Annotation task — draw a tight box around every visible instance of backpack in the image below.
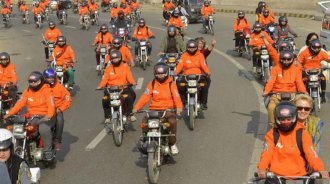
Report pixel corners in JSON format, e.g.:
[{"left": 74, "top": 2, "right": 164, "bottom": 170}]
[{"left": 273, "top": 128, "right": 304, "bottom": 157}]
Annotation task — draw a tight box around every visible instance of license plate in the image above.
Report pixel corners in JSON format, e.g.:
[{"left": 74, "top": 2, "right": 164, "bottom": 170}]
[
  {"left": 168, "top": 57, "right": 176, "bottom": 63},
  {"left": 100, "top": 48, "right": 106, "bottom": 53},
  {"left": 187, "top": 88, "right": 197, "bottom": 93},
  {"left": 140, "top": 41, "right": 146, "bottom": 46},
  {"left": 147, "top": 131, "right": 161, "bottom": 137},
  {"left": 110, "top": 100, "right": 121, "bottom": 106},
  {"left": 310, "top": 75, "right": 318, "bottom": 82}
]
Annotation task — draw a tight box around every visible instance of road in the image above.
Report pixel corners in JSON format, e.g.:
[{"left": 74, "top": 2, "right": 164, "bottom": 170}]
[{"left": 1, "top": 5, "right": 330, "bottom": 184}]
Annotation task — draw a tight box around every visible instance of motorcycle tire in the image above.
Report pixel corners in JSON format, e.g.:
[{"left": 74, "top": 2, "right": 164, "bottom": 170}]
[
  {"left": 188, "top": 105, "right": 195, "bottom": 130},
  {"left": 263, "top": 66, "right": 270, "bottom": 83},
  {"left": 112, "top": 118, "right": 123, "bottom": 147},
  {"left": 148, "top": 149, "right": 161, "bottom": 184}
]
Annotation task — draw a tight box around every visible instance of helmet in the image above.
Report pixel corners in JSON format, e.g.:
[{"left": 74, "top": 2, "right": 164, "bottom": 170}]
[
  {"left": 204, "top": 1, "right": 210, "bottom": 6},
  {"left": 43, "top": 68, "right": 56, "bottom": 87},
  {"left": 0, "top": 52, "right": 10, "bottom": 67},
  {"left": 91, "top": 0, "right": 94, "bottom": 3},
  {"left": 100, "top": 24, "right": 108, "bottom": 34},
  {"left": 35, "top": 2, "right": 39, "bottom": 6},
  {"left": 305, "top": 32, "right": 319, "bottom": 46},
  {"left": 258, "top": 1, "right": 266, "bottom": 9},
  {"left": 120, "top": 2, "right": 126, "bottom": 8},
  {"left": 154, "top": 63, "right": 169, "bottom": 83},
  {"left": 0, "top": 129, "right": 14, "bottom": 150},
  {"left": 279, "top": 51, "right": 294, "bottom": 68},
  {"left": 238, "top": 10, "right": 245, "bottom": 19},
  {"left": 132, "top": 0, "right": 136, "bottom": 2},
  {"left": 127, "top": 0, "right": 132, "bottom": 4},
  {"left": 22, "top": 1, "right": 26, "bottom": 5},
  {"left": 278, "top": 41, "right": 293, "bottom": 52},
  {"left": 309, "top": 39, "right": 322, "bottom": 55},
  {"left": 262, "top": 9, "right": 269, "bottom": 16},
  {"left": 56, "top": 36, "right": 66, "bottom": 47},
  {"left": 186, "top": 39, "right": 198, "bottom": 55},
  {"left": 28, "top": 71, "right": 44, "bottom": 91},
  {"left": 138, "top": 18, "right": 145, "bottom": 27},
  {"left": 167, "top": 25, "right": 177, "bottom": 37},
  {"left": 113, "top": 2, "right": 118, "bottom": 8},
  {"left": 275, "top": 102, "right": 297, "bottom": 132},
  {"left": 253, "top": 23, "right": 262, "bottom": 33},
  {"left": 112, "top": 37, "right": 123, "bottom": 49},
  {"left": 278, "top": 16, "right": 288, "bottom": 26},
  {"left": 172, "top": 9, "right": 179, "bottom": 17},
  {"left": 49, "top": 21, "right": 55, "bottom": 29},
  {"left": 118, "top": 10, "right": 125, "bottom": 19},
  {"left": 109, "top": 50, "right": 122, "bottom": 66}
]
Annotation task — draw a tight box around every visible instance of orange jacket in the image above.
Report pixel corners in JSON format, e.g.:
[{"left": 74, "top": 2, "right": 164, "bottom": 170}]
[
  {"left": 51, "top": 81, "right": 71, "bottom": 112},
  {"left": 132, "top": 2, "right": 139, "bottom": 9},
  {"left": 40, "top": 1, "right": 47, "bottom": 10},
  {"left": 201, "top": 5, "right": 215, "bottom": 18},
  {"left": 119, "top": 7, "right": 131, "bottom": 15},
  {"left": 52, "top": 45, "right": 76, "bottom": 67},
  {"left": 98, "top": 62, "right": 135, "bottom": 88},
  {"left": 257, "top": 8, "right": 274, "bottom": 21},
  {"left": 1, "top": 7, "right": 11, "bottom": 14},
  {"left": 134, "top": 78, "right": 183, "bottom": 111},
  {"left": 258, "top": 14, "right": 275, "bottom": 27},
  {"left": 258, "top": 123, "right": 325, "bottom": 176},
  {"left": 94, "top": 32, "right": 113, "bottom": 45},
  {"left": 168, "top": 17, "right": 185, "bottom": 29},
  {"left": 32, "top": 6, "right": 43, "bottom": 15},
  {"left": 233, "top": 18, "right": 250, "bottom": 32},
  {"left": 248, "top": 31, "right": 274, "bottom": 48},
  {"left": 175, "top": 51, "right": 210, "bottom": 76},
  {"left": 19, "top": 5, "right": 28, "bottom": 12},
  {"left": 118, "top": 46, "right": 133, "bottom": 65},
  {"left": 298, "top": 49, "right": 330, "bottom": 70},
  {"left": 8, "top": 84, "right": 55, "bottom": 118},
  {"left": 132, "top": 26, "right": 154, "bottom": 40},
  {"left": 163, "top": 2, "right": 175, "bottom": 11},
  {"left": 44, "top": 27, "right": 62, "bottom": 43},
  {"left": 110, "top": 7, "right": 119, "bottom": 18},
  {"left": 89, "top": 3, "right": 99, "bottom": 11},
  {"left": 79, "top": 6, "right": 89, "bottom": 16},
  {"left": 0, "top": 63, "right": 18, "bottom": 85}
]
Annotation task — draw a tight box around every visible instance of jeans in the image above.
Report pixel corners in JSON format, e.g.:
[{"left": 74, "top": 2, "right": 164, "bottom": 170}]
[
  {"left": 55, "top": 111, "right": 64, "bottom": 142},
  {"left": 31, "top": 116, "right": 56, "bottom": 155}
]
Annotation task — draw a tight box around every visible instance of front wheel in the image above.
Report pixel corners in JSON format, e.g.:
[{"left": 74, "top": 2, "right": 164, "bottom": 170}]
[
  {"left": 141, "top": 54, "right": 146, "bottom": 70},
  {"left": 188, "top": 105, "right": 195, "bottom": 130},
  {"left": 148, "top": 149, "right": 161, "bottom": 184},
  {"left": 313, "top": 97, "right": 321, "bottom": 115},
  {"left": 263, "top": 65, "right": 270, "bottom": 83},
  {"left": 112, "top": 118, "right": 123, "bottom": 147},
  {"left": 209, "top": 23, "right": 214, "bottom": 35}
]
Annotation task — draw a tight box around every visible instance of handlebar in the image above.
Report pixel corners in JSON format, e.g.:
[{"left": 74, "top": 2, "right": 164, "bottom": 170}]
[
  {"left": 95, "top": 84, "right": 135, "bottom": 91},
  {"left": 253, "top": 171, "right": 329, "bottom": 179}
]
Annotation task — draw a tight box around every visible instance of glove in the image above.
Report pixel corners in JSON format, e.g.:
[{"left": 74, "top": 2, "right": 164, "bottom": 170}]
[
  {"left": 320, "top": 171, "right": 329, "bottom": 179},
  {"left": 257, "top": 169, "right": 266, "bottom": 179}
]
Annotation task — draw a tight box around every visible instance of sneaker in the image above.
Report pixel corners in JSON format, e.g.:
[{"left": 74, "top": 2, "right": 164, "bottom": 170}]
[
  {"left": 104, "top": 118, "right": 111, "bottom": 124},
  {"left": 321, "top": 96, "right": 326, "bottom": 103},
  {"left": 54, "top": 140, "right": 61, "bottom": 151},
  {"left": 171, "top": 144, "right": 179, "bottom": 155},
  {"left": 201, "top": 103, "right": 208, "bottom": 110},
  {"left": 129, "top": 115, "right": 136, "bottom": 122},
  {"left": 96, "top": 65, "right": 100, "bottom": 71}
]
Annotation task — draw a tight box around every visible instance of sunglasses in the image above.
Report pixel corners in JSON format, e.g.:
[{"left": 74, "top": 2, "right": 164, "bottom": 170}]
[{"left": 297, "top": 106, "right": 311, "bottom": 111}]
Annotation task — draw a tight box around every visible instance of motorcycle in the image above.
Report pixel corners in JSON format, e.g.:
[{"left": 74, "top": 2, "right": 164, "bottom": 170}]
[
  {"left": 44, "top": 7, "right": 50, "bottom": 21},
  {"left": 253, "top": 45, "right": 271, "bottom": 82},
  {"left": 3, "top": 13, "right": 10, "bottom": 27},
  {"left": 58, "top": 10, "right": 67, "bottom": 25},
  {"left": 98, "top": 44, "right": 107, "bottom": 76},
  {"left": 91, "top": 10, "right": 99, "bottom": 26},
  {"left": 181, "top": 15, "right": 188, "bottom": 28},
  {"left": 0, "top": 85, "right": 17, "bottom": 119},
  {"left": 135, "top": 8, "right": 141, "bottom": 21},
  {"left": 72, "top": 1, "right": 79, "bottom": 14},
  {"left": 282, "top": 36, "right": 296, "bottom": 52},
  {"left": 35, "top": 13, "right": 42, "bottom": 29},
  {"left": 162, "top": 53, "right": 181, "bottom": 81},
  {"left": 51, "top": 61, "right": 70, "bottom": 89},
  {"left": 82, "top": 14, "right": 90, "bottom": 30},
  {"left": 265, "top": 22, "right": 276, "bottom": 40},
  {"left": 136, "top": 39, "right": 149, "bottom": 70},
  {"left": 235, "top": 28, "right": 251, "bottom": 58},
  {"left": 137, "top": 109, "right": 176, "bottom": 184},
  {"left": 114, "top": 27, "right": 130, "bottom": 46},
  {"left": 101, "top": 1, "right": 111, "bottom": 12},
  {"left": 180, "top": 74, "right": 206, "bottom": 130},
  {"left": 204, "top": 14, "right": 214, "bottom": 34},
  {"left": 5, "top": 114, "right": 56, "bottom": 167},
  {"left": 22, "top": 10, "right": 29, "bottom": 24},
  {"left": 251, "top": 172, "right": 324, "bottom": 184}
]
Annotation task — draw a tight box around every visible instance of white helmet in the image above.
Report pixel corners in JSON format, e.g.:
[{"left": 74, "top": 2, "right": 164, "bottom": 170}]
[{"left": 0, "top": 129, "right": 14, "bottom": 150}]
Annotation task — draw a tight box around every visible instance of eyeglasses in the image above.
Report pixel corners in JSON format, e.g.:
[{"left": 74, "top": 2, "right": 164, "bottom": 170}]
[
  {"left": 0, "top": 147, "right": 10, "bottom": 152},
  {"left": 277, "top": 117, "right": 293, "bottom": 121},
  {"left": 297, "top": 106, "right": 311, "bottom": 111},
  {"left": 281, "top": 58, "right": 292, "bottom": 61},
  {"left": 28, "top": 80, "right": 39, "bottom": 84}
]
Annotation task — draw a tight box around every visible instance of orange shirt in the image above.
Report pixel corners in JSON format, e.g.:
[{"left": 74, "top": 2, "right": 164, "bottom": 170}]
[
  {"left": 32, "top": 6, "right": 43, "bottom": 15},
  {"left": 93, "top": 32, "right": 113, "bottom": 45},
  {"left": 119, "top": 7, "right": 131, "bottom": 15},
  {"left": 248, "top": 31, "right": 274, "bottom": 48},
  {"left": 50, "top": 81, "right": 71, "bottom": 112},
  {"left": 79, "top": 6, "right": 89, "bottom": 16},
  {"left": 201, "top": 5, "right": 215, "bottom": 18},
  {"left": 1, "top": 7, "right": 11, "bottom": 14},
  {"left": 163, "top": 2, "right": 175, "bottom": 11},
  {"left": 98, "top": 62, "right": 135, "bottom": 88},
  {"left": 19, "top": 5, "right": 29, "bottom": 12},
  {"left": 110, "top": 7, "right": 119, "bottom": 18},
  {"left": 118, "top": 46, "right": 133, "bottom": 65},
  {"left": 298, "top": 49, "right": 329, "bottom": 70},
  {"left": 89, "top": 3, "right": 99, "bottom": 11},
  {"left": 0, "top": 63, "right": 18, "bottom": 85},
  {"left": 168, "top": 17, "right": 185, "bottom": 29},
  {"left": 258, "top": 123, "right": 325, "bottom": 176},
  {"left": 134, "top": 78, "right": 183, "bottom": 111},
  {"left": 132, "top": 2, "right": 139, "bottom": 9},
  {"left": 8, "top": 85, "right": 55, "bottom": 118},
  {"left": 52, "top": 45, "right": 76, "bottom": 67},
  {"left": 175, "top": 51, "right": 210, "bottom": 76},
  {"left": 40, "top": 1, "right": 47, "bottom": 10},
  {"left": 44, "top": 27, "right": 62, "bottom": 43},
  {"left": 132, "top": 26, "right": 154, "bottom": 40},
  {"left": 258, "top": 14, "right": 275, "bottom": 27},
  {"left": 233, "top": 18, "right": 250, "bottom": 32}
]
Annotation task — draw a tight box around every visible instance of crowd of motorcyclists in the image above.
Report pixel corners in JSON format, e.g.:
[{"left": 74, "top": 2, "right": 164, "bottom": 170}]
[{"left": 1, "top": 0, "right": 330, "bottom": 183}]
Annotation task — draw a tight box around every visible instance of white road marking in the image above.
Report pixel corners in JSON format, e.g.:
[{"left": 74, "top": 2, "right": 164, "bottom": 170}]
[
  {"left": 85, "top": 128, "right": 107, "bottom": 151},
  {"left": 135, "top": 77, "right": 144, "bottom": 90},
  {"left": 21, "top": 29, "right": 31, "bottom": 33},
  {"left": 65, "top": 25, "right": 76, "bottom": 29}
]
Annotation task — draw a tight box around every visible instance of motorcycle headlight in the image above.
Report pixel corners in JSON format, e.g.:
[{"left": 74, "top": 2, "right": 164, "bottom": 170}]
[
  {"left": 310, "top": 75, "right": 319, "bottom": 82},
  {"left": 95, "top": 10, "right": 98, "bottom": 14},
  {"left": 261, "top": 50, "right": 268, "bottom": 55},
  {"left": 13, "top": 124, "right": 24, "bottom": 134},
  {"left": 48, "top": 43, "right": 54, "bottom": 48},
  {"left": 188, "top": 80, "right": 197, "bottom": 87},
  {"left": 148, "top": 120, "right": 159, "bottom": 128},
  {"left": 110, "top": 92, "right": 120, "bottom": 100},
  {"left": 268, "top": 27, "right": 275, "bottom": 32},
  {"left": 56, "top": 66, "right": 63, "bottom": 72},
  {"left": 140, "top": 41, "right": 146, "bottom": 46},
  {"left": 100, "top": 47, "right": 106, "bottom": 53},
  {"left": 245, "top": 34, "right": 250, "bottom": 38}
]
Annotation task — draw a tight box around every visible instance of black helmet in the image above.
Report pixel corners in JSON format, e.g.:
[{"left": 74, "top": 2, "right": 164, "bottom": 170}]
[
  {"left": 56, "top": 36, "right": 66, "bottom": 47},
  {"left": 279, "top": 51, "right": 294, "bottom": 68},
  {"left": 138, "top": 18, "right": 145, "bottom": 27},
  {"left": 186, "top": 39, "right": 198, "bottom": 55},
  {"left": 278, "top": 16, "right": 288, "bottom": 26},
  {"left": 258, "top": 1, "right": 266, "bottom": 8},
  {"left": 113, "top": 2, "right": 118, "bottom": 8},
  {"left": 238, "top": 10, "right": 245, "bottom": 19},
  {"left": 120, "top": 2, "right": 126, "bottom": 8},
  {"left": 28, "top": 71, "right": 45, "bottom": 91},
  {"left": 154, "top": 63, "right": 169, "bottom": 83},
  {"left": 172, "top": 9, "right": 179, "bottom": 17},
  {"left": 109, "top": 50, "right": 122, "bottom": 66},
  {"left": 100, "top": 24, "right": 108, "bottom": 34},
  {"left": 309, "top": 39, "right": 322, "bottom": 55},
  {"left": 49, "top": 21, "right": 55, "bottom": 29},
  {"left": 204, "top": 1, "right": 209, "bottom": 6},
  {"left": 278, "top": 41, "right": 293, "bottom": 52},
  {"left": 253, "top": 23, "right": 262, "bottom": 33},
  {"left": 0, "top": 52, "right": 10, "bottom": 67},
  {"left": 275, "top": 102, "right": 297, "bottom": 132},
  {"left": 167, "top": 25, "right": 177, "bottom": 37},
  {"left": 112, "top": 37, "right": 123, "bottom": 49},
  {"left": 262, "top": 9, "right": 269, "bottom": 16}
]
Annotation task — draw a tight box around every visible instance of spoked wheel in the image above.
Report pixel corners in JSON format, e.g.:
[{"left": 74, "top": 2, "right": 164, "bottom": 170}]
[
  {"left": 148, "top": 147, "right": 161, "bottom": 184},
  {"left": 188, "top": 105, "right": 195, "bottom": 130},
  {"left": 112, "top": 118, "right": 123, "bottom": 147},
  {"left": 263, "top": 66, "right": 270, "bottom": 83},
  {"left": 141, "top": 55, "right": 147, "bottom": 70},
  {"left": 209, "top": 23, "right": 214, "bottom": 35},
  {"left": 313, "top": 97, "right": 321, "bottom": 116}
]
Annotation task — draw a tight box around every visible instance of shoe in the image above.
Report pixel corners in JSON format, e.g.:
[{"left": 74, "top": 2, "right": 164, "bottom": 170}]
[
  {"left": 171, "top": 144, "right": 179, "bottom": 155},
  {"left": 129, "top": 115, "right": 136, "bottom": 122},
  {"left": 104, "top": 118, "right": 111, "bottom": 124},
  {"left": 96, "top": 65, "right": 100, "bottom": 71},
  {"left": 321, "top": 96, "right": 326, "bottom": 103},
  {"left": 68, "top": 84, "right": 74, "bottom": 90},
  {"left": 54, "top": 140, "right": 61, "bottom": 151},
  {"left": 201, "top": 103, "right": 208, "bottom": 110}
]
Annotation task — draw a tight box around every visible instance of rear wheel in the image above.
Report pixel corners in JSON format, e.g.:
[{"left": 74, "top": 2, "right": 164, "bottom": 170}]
[
  {"left": 148, "top": 148, "right": 161, "bottom": 184},
  {"left": 188, "top": 105, "right": 195, "bottom": 130},
  {"left": 112, "top": 118, "right": 123, "bottom": 147}
]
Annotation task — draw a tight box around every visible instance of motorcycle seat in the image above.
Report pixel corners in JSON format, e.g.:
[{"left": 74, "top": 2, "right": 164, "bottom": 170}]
[{"left": 186, "top": 74, "right": 197, "bottom": 80}]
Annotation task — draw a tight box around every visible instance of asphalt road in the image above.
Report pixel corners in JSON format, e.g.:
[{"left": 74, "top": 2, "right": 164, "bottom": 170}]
[{"left": 1, "top": 5, "right": 330, "bottom": 184}]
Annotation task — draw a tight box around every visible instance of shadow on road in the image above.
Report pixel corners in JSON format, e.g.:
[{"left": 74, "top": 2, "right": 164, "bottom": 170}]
[{"left": 56, "top": 131, "right": 79, "bottom": 162}]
